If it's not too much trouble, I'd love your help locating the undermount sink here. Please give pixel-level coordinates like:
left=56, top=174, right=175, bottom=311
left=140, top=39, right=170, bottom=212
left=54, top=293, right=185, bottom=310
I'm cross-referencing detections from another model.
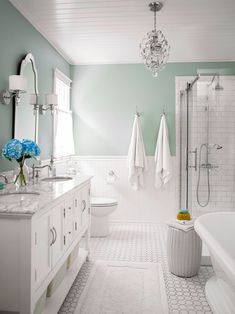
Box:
left=0, top=191, right=40, bottom=197
left=41, top=176, right=73, bottom=182
left=0, top=191, right=40, bottom=204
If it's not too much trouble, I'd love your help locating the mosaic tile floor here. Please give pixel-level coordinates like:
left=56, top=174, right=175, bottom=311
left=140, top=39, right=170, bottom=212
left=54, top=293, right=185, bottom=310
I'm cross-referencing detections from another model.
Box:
left=59, top=223, right=214, bottom=314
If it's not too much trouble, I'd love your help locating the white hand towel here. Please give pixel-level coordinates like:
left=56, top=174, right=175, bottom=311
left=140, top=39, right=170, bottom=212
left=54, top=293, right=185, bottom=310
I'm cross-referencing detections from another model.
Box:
left=127, top=114, right=148, bottom=190
left=166, top=219, right=194, bottom=232
left=154, top=114, right=172, bottom=189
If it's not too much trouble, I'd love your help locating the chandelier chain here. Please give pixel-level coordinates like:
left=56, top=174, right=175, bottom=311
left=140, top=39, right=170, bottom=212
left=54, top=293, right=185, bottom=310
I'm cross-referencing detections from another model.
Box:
left=154, top=9, right=156, bottom=31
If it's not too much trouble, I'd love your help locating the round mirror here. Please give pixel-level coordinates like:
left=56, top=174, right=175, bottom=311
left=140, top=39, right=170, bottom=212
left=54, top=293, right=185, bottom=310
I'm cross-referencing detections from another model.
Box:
left=14, top=53, right=39, bottom=143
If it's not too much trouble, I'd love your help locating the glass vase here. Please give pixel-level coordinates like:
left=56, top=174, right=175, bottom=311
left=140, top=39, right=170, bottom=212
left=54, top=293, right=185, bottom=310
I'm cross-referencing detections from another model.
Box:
left=14, top=162, right=29, bottom=188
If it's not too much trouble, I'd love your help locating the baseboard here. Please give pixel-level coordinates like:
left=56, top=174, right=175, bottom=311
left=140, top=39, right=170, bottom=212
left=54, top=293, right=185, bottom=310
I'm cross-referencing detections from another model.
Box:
left=110, top=220, right=166, bottom=224
left=201, top=255, right=212, bottom=266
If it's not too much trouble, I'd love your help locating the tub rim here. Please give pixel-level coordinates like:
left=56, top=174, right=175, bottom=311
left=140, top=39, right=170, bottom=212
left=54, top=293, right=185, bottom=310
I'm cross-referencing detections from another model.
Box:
left=195, top=212, right=235, bottom=280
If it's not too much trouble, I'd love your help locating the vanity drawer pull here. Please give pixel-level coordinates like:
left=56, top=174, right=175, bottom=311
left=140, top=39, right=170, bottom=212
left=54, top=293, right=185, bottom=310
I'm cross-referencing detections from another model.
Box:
left=50, top=229, right=54, bottom=246
left=75, top=222, right=77, bottom=231
left=52, top=227, right=57, bottom=244
left=82, top=200, right=86, bottom=212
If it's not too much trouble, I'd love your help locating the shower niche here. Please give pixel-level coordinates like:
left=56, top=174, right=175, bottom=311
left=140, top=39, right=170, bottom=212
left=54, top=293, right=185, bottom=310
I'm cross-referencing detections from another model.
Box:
left=177, top=74, right=235, bottom=217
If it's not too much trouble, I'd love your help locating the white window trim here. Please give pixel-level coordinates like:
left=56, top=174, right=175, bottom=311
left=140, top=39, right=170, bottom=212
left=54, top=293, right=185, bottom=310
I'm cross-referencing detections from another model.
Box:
left=53, top=68, right=75, bottom=158
left=54, top=68, right=72, bottom=93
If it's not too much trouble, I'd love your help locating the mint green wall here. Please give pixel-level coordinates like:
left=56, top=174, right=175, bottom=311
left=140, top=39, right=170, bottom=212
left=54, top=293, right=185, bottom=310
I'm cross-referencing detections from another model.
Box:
left=0, top=1, right=70, bottom=171
left=71, top=62, right=235, bottom=156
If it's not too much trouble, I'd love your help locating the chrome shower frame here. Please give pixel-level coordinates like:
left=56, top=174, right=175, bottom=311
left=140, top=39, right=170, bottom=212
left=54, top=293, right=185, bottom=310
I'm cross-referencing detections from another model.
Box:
left=179, top=73, right=223, bottom=211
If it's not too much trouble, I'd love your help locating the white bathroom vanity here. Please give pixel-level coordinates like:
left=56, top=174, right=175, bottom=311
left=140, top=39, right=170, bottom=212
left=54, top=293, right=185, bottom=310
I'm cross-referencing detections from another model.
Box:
left=0, top=175, right=92, bottom=314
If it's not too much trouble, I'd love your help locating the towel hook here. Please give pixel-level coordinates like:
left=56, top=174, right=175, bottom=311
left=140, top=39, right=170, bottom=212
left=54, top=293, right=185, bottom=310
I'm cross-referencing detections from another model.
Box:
left=161, top=105, right=167, bottom=116
left=135, top=105, right=141, bottom=117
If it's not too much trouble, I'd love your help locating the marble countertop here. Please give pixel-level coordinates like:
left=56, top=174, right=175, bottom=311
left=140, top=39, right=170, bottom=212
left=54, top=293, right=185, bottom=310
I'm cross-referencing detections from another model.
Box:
left=0, top=175, right=91, bottom=217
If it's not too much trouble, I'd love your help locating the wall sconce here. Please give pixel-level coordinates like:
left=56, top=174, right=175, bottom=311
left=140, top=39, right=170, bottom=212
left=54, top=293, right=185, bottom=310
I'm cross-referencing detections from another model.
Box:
left=0, top=75, right=27, bottom=105
left=30, top=93, right=58, bottom=171
left=29, top=94, right=40, bottom=115
left=30, top=93, right=58, bottom=114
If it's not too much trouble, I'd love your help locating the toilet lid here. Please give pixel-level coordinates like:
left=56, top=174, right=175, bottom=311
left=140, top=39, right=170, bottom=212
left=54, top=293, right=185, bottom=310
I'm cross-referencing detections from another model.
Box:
left=91, top=197, right=118, bottom=207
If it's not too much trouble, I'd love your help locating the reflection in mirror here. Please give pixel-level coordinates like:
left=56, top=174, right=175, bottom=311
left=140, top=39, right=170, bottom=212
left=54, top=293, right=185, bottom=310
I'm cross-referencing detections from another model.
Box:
left=14, top=53, right=39, bottom=143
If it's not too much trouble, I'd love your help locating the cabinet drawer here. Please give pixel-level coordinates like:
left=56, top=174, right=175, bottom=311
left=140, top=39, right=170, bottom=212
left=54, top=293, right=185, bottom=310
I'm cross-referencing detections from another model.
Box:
left=74, top=191, right=82, bottom=235
left=64, top=196, right=74, bottom=222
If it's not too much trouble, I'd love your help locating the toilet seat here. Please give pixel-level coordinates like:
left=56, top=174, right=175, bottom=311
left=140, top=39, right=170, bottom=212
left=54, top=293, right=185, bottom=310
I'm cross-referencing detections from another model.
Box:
left=91, top=197, right=118, bottom=207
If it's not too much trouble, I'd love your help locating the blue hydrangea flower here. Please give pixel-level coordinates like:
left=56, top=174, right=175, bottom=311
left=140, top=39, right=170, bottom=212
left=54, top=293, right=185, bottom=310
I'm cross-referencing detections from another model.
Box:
left=2, top=138, right=41, bottom=162
left=21, top=139, right=41, bottom=158
left=2, top=139, right=23, bottom=161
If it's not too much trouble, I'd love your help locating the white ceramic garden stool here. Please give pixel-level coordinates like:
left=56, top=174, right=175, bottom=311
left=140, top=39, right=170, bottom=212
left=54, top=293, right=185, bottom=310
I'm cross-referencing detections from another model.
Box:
left=167, top=224, right=202, bottom=277
left=91, top=197, right=118, bottom=237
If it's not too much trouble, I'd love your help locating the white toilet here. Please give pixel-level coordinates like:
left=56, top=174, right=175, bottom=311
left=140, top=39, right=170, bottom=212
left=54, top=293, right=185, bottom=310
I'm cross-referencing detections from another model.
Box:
left=91, top=197, right=118, bottom=237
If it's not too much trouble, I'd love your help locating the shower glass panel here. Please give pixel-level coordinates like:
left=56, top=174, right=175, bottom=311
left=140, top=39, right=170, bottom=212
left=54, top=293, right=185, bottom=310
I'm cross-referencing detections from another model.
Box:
left=179, top=81, right=197, bottom=212
left=179, top=75, right=235, bottom=217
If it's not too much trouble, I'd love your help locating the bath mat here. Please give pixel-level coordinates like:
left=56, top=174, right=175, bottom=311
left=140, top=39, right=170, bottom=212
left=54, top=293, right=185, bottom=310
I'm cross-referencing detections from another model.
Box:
left=74, top=261, right=168, bottom=314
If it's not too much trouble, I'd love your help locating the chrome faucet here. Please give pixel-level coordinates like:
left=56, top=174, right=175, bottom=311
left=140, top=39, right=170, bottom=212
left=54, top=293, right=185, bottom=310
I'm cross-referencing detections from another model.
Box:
left=32, top=164, right=52, bottom=179
left=0, top=174, right=8, bottom=184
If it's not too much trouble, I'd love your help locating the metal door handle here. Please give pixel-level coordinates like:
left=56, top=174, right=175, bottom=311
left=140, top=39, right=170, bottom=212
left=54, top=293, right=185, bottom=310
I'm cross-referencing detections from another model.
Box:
left=188, top=148, right=197, bottom=171
left=82, top=200, right=86, bottom=212
left=194, top=148, right=197, bottom=171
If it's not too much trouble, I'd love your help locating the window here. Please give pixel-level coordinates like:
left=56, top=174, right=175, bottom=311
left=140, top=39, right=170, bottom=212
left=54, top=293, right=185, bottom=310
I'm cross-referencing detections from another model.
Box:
left=54, top=69, right=75, bottom=158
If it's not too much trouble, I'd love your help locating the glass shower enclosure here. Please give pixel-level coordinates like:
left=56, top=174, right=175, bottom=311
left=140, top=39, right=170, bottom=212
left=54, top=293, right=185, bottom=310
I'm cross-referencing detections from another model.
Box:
left=179, top=74, right=235, bottom=217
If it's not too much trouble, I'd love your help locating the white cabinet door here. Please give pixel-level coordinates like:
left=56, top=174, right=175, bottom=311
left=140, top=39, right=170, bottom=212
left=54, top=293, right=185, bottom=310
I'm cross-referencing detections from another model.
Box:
left=81, top=184, right=91, bottom=228
left=34, top=212, right=51, bottom=288
left=64, top=196, right=74, bottom=223
left=63, top=194, right=75, bottom=249
left=74, top=189, right=82, bottom=237
left=51, top=204, right=64, bottom=267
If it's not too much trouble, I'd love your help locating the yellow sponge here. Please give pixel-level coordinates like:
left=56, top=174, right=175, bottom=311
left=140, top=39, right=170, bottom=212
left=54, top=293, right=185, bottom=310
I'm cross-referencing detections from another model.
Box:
left=177, top=211, right=191, bottom=220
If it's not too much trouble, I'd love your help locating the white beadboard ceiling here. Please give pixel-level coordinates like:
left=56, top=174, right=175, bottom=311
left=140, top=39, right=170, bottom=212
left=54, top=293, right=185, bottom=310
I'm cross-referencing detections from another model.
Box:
left=9, top=0, right=235, bottom=65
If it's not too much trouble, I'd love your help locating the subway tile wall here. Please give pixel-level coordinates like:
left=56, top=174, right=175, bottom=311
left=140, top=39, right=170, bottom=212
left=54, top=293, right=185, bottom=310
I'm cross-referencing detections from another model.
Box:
left=176, top=76, right=235, bottom=217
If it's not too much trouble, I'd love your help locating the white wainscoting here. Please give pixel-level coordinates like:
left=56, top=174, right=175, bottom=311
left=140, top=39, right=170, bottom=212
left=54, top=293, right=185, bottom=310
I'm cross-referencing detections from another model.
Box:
left=66, top=156, right=178, bottom=223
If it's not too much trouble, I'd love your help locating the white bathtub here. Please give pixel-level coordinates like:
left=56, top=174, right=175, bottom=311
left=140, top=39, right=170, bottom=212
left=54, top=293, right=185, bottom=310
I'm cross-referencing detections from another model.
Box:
left=195, top=212, right=235, bottom=314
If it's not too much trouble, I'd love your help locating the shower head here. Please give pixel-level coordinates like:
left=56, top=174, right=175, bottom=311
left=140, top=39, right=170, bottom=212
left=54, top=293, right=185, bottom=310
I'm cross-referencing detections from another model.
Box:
left=214, top=82, right=224, bottom=91
left=208, top=143, right=222, bottom=150
left=213, top=75, right=223, bottom=91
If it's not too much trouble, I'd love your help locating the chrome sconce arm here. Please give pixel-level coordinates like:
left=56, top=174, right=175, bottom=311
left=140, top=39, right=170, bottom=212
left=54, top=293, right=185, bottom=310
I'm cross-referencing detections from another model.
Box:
left=30, top=94, right=58, bottom=115
left=39, top=103, right=57, bottom=115
left=0, top=90, right=21, bottom=105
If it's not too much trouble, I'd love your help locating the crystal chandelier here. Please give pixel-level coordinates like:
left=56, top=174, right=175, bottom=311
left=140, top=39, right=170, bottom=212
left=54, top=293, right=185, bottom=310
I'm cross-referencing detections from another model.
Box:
left=140, top=2, right=170, bottom=77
